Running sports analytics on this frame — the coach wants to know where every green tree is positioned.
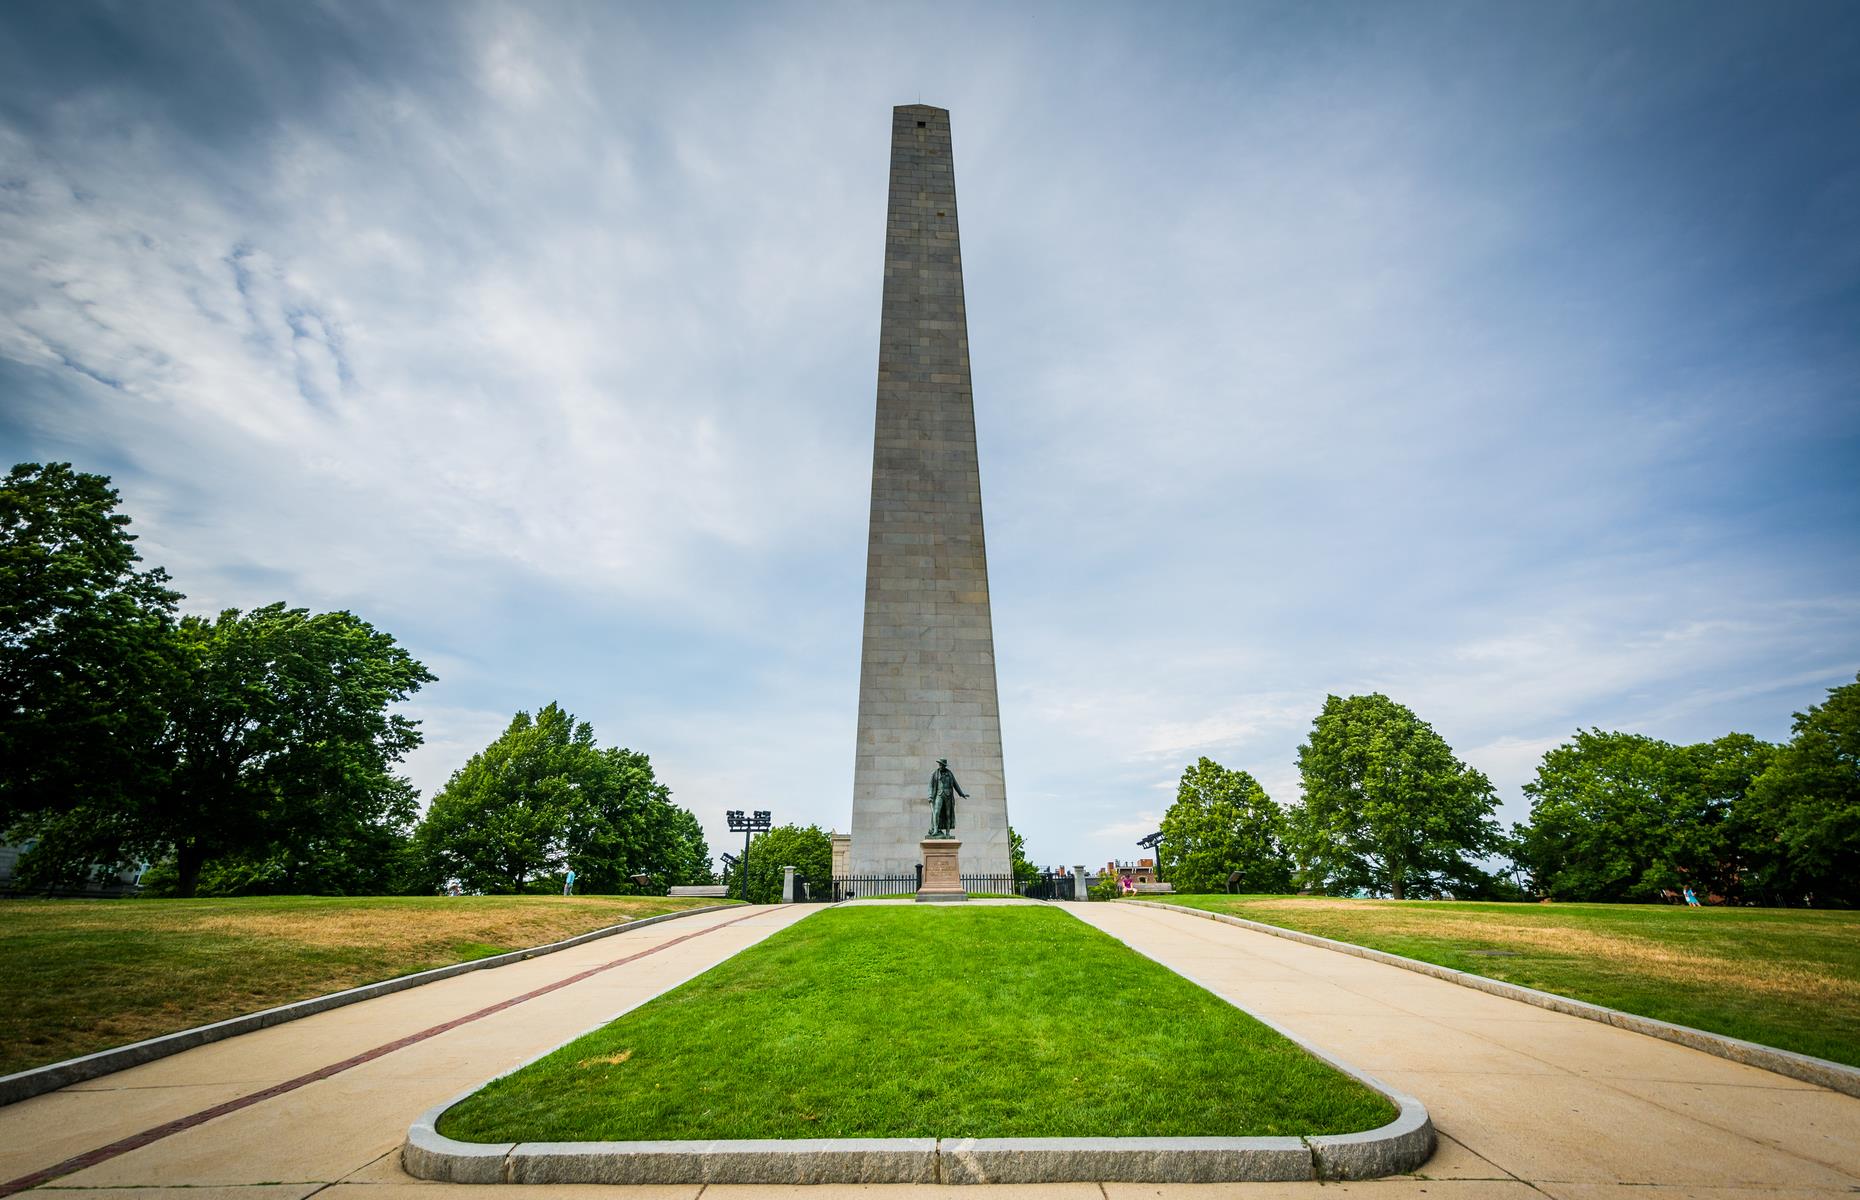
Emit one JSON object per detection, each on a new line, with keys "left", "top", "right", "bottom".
{"left": 1516, "top": 731, "right": 1696, "bottom": 901}
{"left": 1008, "top": 825, "right": 1039, "bottom": 887}
{"left": 565, "top": 753, "right": 711, "bottom": 895}
{"left": 1, "top": 463, "right": 435, "bottom": 896}
{"left": 1, "top": 463, "right": 180, "bottom": 885}
{"left": 651, "top": 806, "right": 716, "bottom": 891}
{"left": 154, "top": 605, "right": 432, "bottom": 896}
{"left": 1682, "top": 732, "right": 1775, "bottom": 902}
{"left": 137, "top": 782, "right": 419, "bottom": 897}
{"left": 415, "top": 705, "right": 584, "bottom": 892}
{"left": 1513, "top": 730, "right": 1776, "bottom": 903}
{"left": 1159, "top": 757, "right": 1293, "bottom": 893}
{"left": 739, "top": 823, "right": 832, "bottom": 903}
{"left": 1290, "top": 693, "right": 1501, "bottom": 899}
{"left": 1741, "top": 674, "right": 1860, "bottom": 907}
{"left": 413, "top": 704, "right": 707, "bottom": 894}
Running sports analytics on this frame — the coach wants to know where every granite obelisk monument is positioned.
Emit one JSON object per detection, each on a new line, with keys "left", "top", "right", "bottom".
{"left": 848, "top": 105, "right": 1011, "bottom": 880}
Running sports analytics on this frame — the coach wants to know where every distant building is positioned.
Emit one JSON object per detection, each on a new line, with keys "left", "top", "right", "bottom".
{"left": 1102, "top": 858, "right": 1157, "bottom": 885}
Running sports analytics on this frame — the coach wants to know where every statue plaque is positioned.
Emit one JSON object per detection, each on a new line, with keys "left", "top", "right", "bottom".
{"left": 916, "top": 837, "right": 965, "bottom": 903}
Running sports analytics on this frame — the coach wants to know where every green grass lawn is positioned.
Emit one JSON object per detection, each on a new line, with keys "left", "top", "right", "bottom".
{"left": 438, "top": 906, "right": 1397, "bottom": 1143}
{"left": 0, "top": 894, "right": 722, "bottom": 1076}
{"left": 1152, "top": 894, "right": 1860, "bottom": 1067}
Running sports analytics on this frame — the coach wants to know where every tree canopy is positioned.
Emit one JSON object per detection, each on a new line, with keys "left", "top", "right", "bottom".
{"left": 1290, "top": 693, "right": 1502, "bottom": 899}
{"left": 1159, "top": 756, "right": 1293, "bottom": 893}
{"left": 1515, "top": 729, "right": 1774, "bottom": 903}
{"left": 2, "top": 464, "right": 434, "bottom": 896}
{"left": 154, "top": 604, "right": 433, "bottom": 896}
{"left": 737, "top": 823, "right": 831, "bottom": 903}
{"left": 0, "top": 463, "right": 180, "bottom": 877}
{"left": 1008, "top": 825, "right": 1039, "bottom": 886}
{"left": 412, "top": 703, "right": 710, "bottom": 894}
{"left": 1740, "top": 674, "right": 1860, "bottom": 907}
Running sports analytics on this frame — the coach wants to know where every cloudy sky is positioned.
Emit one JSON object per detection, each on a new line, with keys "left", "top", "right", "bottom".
{"left": 3, "top": 1, "right": 1857, "bottom": 873}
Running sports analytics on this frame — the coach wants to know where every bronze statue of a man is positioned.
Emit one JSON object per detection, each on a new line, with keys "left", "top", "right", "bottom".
{"left": 927, "top": 757, "right": 967, "bottom": 837}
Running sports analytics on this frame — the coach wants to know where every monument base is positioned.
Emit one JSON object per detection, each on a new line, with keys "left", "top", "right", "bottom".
{"left": 915, "top": 837, "right": 967, "bottom": 903}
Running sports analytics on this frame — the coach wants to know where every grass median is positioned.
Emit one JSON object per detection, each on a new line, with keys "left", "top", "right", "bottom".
{"left": 1151, "top": 894, "right": 1860, "bottom": 1067}
{"left": 0, "top": 893, "right": 724, "bottom": 1076}
{"left": 438, "top": 905, "right": 1396, "bottom": 1142}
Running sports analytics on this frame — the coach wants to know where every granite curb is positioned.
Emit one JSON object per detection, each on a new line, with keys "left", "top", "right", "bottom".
{"left": 401, "top": 903, "right": 1433, "bottom": 1184}
{"left": 1126, "top": 898, "right": 1860, "bottom": 1100}
{"left": 405, "top": 1112, "right": 1432, "bottom": 1185}
{"left": 0, "top": 902, "right": 737, "bottom": 1107}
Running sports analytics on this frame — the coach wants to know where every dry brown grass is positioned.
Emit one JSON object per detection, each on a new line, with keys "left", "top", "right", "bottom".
{"left": 1244, "top": 900, "right": 1857, "bottom": 1006}
{"left": 180, "top": 895, "right": 675, "bottom": 953}
{"left": 1164, "top": 895, "right": 1860, "bottom": 1065}
{"left": 0, "top": 894, "right": 721, "bottom": 1075}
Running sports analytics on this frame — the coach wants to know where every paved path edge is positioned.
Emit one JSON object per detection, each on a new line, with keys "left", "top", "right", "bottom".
{"left": 1127, "top": 898, "right": 1860, "bottom": 1099}
{"left": 0, "top": 902, "right": 738, "bottom": 1108}
{"left": 402, "top": 903, "right": 1433, "bottom": 1185}
{"left": 405, "top": 1111, "right": 1432, "bottom": 1185}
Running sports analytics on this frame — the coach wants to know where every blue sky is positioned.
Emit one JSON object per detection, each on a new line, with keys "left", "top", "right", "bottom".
{"left": 3, "top": 1, "right": 1856, "bottom": 873}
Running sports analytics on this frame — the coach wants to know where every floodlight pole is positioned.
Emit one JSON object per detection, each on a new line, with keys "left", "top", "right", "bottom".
{"left": 1138, "top": 830, "right": 1164, "bottom": 884}
{"left": 726, "top": 809, "right": 773, "bottom": 902}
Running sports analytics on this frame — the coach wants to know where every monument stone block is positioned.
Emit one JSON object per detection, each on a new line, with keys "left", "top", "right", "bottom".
{"left": 848, "top": 104, "right": 1012, "bottom": 880}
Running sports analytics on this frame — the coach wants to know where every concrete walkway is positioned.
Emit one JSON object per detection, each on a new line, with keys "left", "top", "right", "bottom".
{"left": 1070, "top": 901, "right": 1860, "bottom": 1199}
{"left": 1, "top": 904, "right": 814, "bottom": 1198}
{"left": 5, "top": 899, "right": 1856, "bottom": 1199}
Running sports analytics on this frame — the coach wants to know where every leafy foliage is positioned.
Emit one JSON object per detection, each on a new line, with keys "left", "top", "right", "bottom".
{"left": 1159, "top": 757, "right": 1293, "bottom": 893}
{"left": 2, "top": 463, "right": 433, "bottom": 896}
{"left": 1740, "top": 674, "right": 1860, "bottom": 907}
{"left": 1289, "top": 693, "right": 1502, "bottom": 899}
{"left": 1515, "top": 730, "right": 1775, "bottom": 902}
{"left": 412, "top": 704, "right": 710, "bottom": 894}
{"left": 737, "top": 822, "right": 831, "bottom": 903}
{"left": 152, "top": 604, "right": 433, "bottom": 896}
{"left": 0, "top": 463, "right": 181, "bottom": 885}
{"left": 1008, "top": 825, "right": 1040, "bottom": 886}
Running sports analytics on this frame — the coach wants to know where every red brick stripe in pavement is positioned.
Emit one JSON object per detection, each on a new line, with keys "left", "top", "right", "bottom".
{"left": 0, "top": 907, "right": 767, "bottom": 1197}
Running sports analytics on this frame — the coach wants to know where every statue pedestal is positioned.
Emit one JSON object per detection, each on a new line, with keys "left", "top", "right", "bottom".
{"left": 915, "top": 838, "right": 967, "bottom": 903}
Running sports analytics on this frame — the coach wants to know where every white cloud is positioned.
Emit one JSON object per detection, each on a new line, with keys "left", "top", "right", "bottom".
{"left": 3, "top": 1, "right": 1856, "bottom": 873}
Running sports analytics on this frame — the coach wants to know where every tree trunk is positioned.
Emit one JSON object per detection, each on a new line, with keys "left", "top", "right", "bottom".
{"left": 175, "top": 842, "right": 206, "bottom": 898}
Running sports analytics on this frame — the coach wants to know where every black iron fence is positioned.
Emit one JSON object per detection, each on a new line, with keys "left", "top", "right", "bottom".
{"left": 816, "top": 872, "right": 1092, "bottom": 901}
{"left": 790, "top": 872, "right": 839, "bottom": 902}
{"left": 828, "top": 873, "right": 920, "bottom": 899}
{"left": 1021, "top": 870, "right": 1077, "bottom": 901}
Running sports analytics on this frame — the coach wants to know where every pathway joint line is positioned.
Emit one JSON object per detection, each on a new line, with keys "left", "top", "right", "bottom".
{"left": 0, "top": 902, "right": 740, "bottom": 1107}
{"left": 1125, "top": 899, "right": 1860, "bottom": 1099}
{"left": 0, "top": 907, "right": 768, "bottom": 1199}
